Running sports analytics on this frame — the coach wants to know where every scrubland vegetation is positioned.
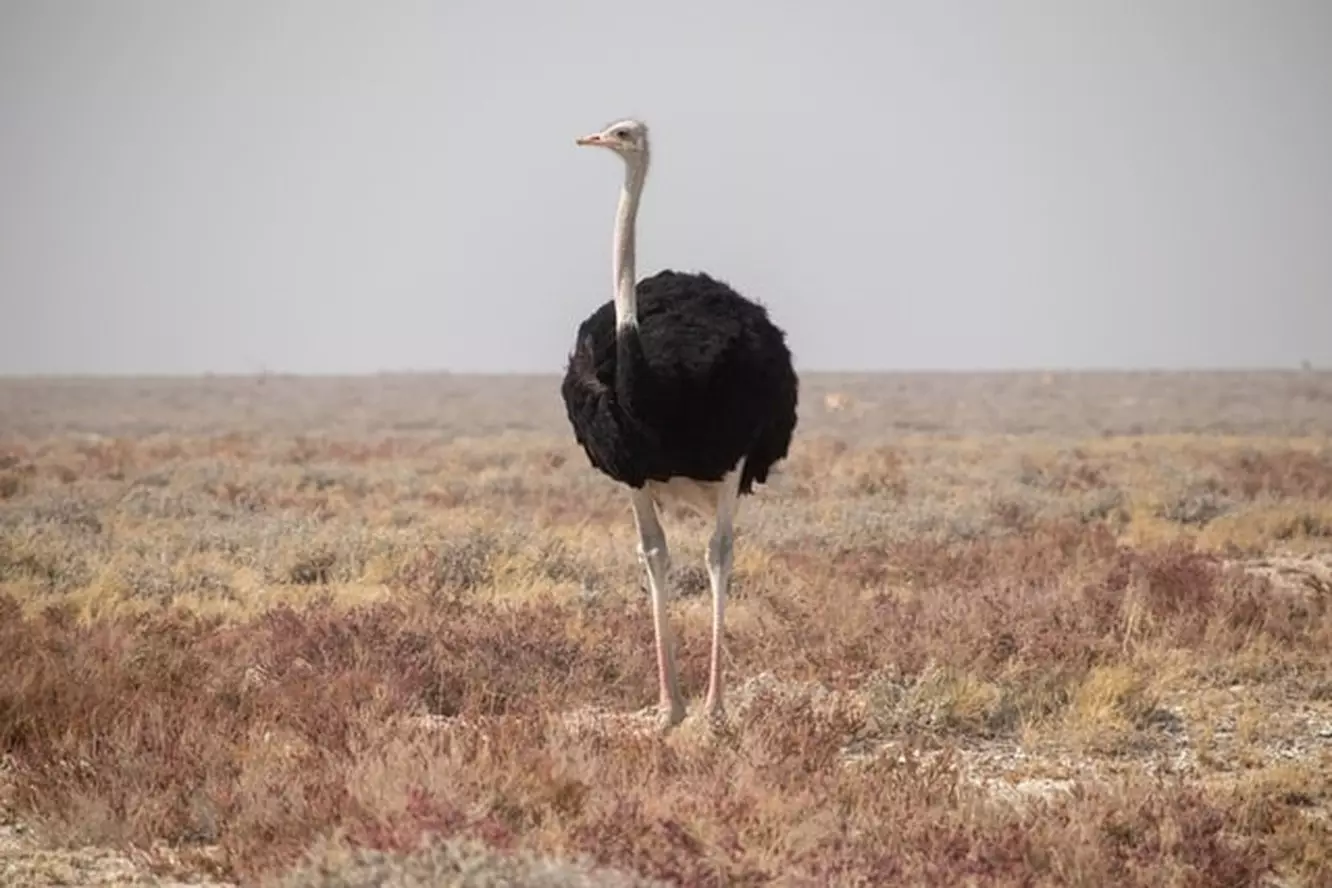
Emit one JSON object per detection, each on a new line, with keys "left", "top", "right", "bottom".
{"left": 2, "top": 370, "right": 1331, "bottom": 886}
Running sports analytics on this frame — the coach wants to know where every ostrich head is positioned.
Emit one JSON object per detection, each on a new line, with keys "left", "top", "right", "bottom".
{"left": 578, "top": 118, "right": 651, "bottom": 328}
{"left": 575, "top": 119, "right": 649, "bottom": 161}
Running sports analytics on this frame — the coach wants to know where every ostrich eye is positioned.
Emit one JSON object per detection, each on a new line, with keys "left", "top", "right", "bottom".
{"left": 614, "top": 129, "right": 631, "bottom": 140}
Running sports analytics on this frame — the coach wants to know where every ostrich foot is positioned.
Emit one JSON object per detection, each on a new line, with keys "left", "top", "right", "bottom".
{"left": 703, "top": 700, "right": 728, "bottom": 734}
{"left": 656, "top": 700, "right": 686, "bottom": 733}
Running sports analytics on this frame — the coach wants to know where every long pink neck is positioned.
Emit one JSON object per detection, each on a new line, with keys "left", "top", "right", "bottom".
{"left": 612, "top": 154, "right": 648, "bottom": 331}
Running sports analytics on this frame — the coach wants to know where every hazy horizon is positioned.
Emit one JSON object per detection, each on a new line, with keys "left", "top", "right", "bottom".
{"left": 3, "top": 1, "right": 1330, "bottom": 377}
{"left": 0, "top": 367, "right": 1326, "bottom": 382}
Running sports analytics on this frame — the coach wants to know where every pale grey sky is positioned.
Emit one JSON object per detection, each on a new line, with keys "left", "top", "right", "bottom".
{"left": 1, "top": 0, "right": 1329, "bottom": 375}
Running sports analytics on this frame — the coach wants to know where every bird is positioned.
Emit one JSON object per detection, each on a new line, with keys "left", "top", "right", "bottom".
{"left": 560, "top": 118, "right": 799, "bottom": 731}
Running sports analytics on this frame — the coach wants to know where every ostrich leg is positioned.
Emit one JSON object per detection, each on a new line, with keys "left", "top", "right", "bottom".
{"left": 629, "top": 488, "right": 685, "bottom": 730}
{"left": 704, "top": 459, "right": 744, "bottom": 723}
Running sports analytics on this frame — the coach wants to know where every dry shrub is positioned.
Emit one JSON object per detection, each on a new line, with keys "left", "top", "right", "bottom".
{"left": 0, "top": 470, "right": 24, "bottom": 500}
{"left": 1016, "top": 451, "right": 1110, "bottom": 493}
{"left": 0, "top": 556, "right": 1304, "bottom": 886}
{"left": 765, "top": 529, "right": 1332, "bottom": 746}
{"left": 779, "top": 518, "right": 1120, "bottom": 595}
{"left": 390, "top": 532, "right": 504, "bottom": 603}
{"left": 1158, "top": 479, "right": 1233, "bottom": 526}
{"left": 865, "top": 662, "right": 1012, "bottom": 737}
{"left": 10, "top": 490, "right": 107, "bottom": 536}
{"left": 840, "top": 444, "right": 909, "bottom": 497}
{"left": 281, "top": 546, "right": 338, "bottom": 585}
{"left": 0, "top": 529, "right": 98, "bottom": 594}
{"left": 1094, "top": 541, "right": 1225, "bottom": 647}
{"left": 1095, "top": 541, "right": 1332, "bottom": 655}
{"left": 763, "top": 520, "right": 1128, "bottom": 686}
{"left": 1221, "top": 764, "right": 1332, "bottom": 885}
{"left": 784, "top": 436, "right": 908, "bottom": 498}
{"left": 1219, "top": 448, "right": 1332, "bottom": 500}
{"left": 73, "top": 436, "right": 140, "bottom": 480}
{"left": 1061, "top": 663, "right": 1163, "bottom": 754}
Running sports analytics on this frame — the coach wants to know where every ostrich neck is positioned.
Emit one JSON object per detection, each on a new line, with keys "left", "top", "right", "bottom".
{"left": 613, "top": 157, "right": 648, "bottom": 330}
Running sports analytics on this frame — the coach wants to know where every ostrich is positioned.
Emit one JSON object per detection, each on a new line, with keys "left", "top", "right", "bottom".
{"left": 560, "top": 118, "right": 799, "bottom": 730}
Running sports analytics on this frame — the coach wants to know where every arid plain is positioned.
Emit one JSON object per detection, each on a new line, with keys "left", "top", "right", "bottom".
{"left": 2, "top": 370, "right": 1332, "bottom": 887}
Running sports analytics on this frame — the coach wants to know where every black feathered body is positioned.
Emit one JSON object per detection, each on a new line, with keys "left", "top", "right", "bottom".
{"left": 561, "top": 269, "right": 798, "bottom": 496}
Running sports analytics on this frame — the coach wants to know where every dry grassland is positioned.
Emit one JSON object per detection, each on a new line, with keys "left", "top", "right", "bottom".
{"left": 2, "top": 370, "right": 1332, "bottom": 886}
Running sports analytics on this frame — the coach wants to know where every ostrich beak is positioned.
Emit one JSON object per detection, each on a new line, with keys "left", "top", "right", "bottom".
{"left": 575, "top": 132, "right": 604, "bottom": 146}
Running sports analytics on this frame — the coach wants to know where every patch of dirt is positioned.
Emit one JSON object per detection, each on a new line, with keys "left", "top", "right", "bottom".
{"left": 0, "top": 825, "right": 233, "bottom": 888}
{"left": 539, "top": 671, "right": 868, "bottom": 747}
{"left": 266, "top": 838, "right": 672, "bottom": 888}
{"left": 1, "top": 756, "right": 228, "bottom": 888}
{"left": 516, "top": 667, "right": 1332, "bottom": 822}
{"left": 1229, "top": 552, "right": 1332, "bottom": 601}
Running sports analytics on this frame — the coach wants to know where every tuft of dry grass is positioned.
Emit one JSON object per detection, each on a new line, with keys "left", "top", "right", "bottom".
{"left": 2, "top": 371, "right": 1332, "bottom": 886}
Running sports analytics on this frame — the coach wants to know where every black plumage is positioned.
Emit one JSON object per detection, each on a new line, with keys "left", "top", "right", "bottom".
{"left": 561, "top": 269, "right": 798, "bottom": 496}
